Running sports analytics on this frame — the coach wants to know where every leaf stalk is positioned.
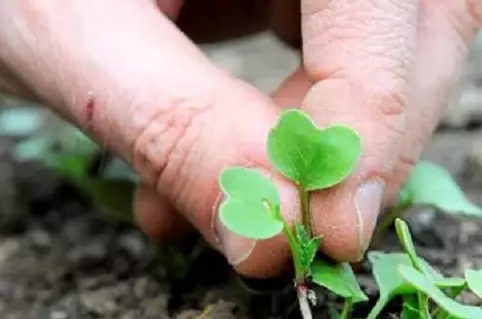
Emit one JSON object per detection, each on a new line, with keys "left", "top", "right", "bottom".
{"left": 300, "top": 188, "right": 312, "bottom": 238}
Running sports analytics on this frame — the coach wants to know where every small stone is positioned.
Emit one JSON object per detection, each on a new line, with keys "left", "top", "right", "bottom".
{"left": 29, "top": 228, "right": 52, "bottom": 248}
{"left": 50, "top": 310, "right": 68, "bottom": 319}
{"left": 175, "top": 309, "right": 201, "bottom": 319}
{"left": 0, "top": 239, "right": 20, "bottom": 266}
{"left": 67, "top": 238, "right": 108, "bottom": 264}
{"left": 141, "top": 295, "right": 169, "bottom": 317}
{"left": 118, "top": 232, "right": 146, "bottom": 259}
{"left": 80, "top": 289, "right": 118, "bottom": 315}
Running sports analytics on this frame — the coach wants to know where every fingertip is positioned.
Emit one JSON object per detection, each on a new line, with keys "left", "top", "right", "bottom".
{"left": 311, "top": 176, "right": 384, "bottom": 262}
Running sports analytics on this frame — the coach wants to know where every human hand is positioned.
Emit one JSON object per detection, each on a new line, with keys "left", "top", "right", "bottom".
{"left": 0, "top": 0, "right": 480, "bottom": 278}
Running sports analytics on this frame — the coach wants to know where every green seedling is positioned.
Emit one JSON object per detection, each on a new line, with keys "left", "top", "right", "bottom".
{"left": 217, "top": 109, "right": 482, "bottom": 319}
{"left": 13, "top": 126, "right": 137, "bottom": 223}
{"left": 219, "top": 109, "right": 364, "bottom": 318}
{"left": 373, "top": 160, "right": 482, "bottom": 244}
{"left": 367, "top": 219, "right": 469, "bottom": 319}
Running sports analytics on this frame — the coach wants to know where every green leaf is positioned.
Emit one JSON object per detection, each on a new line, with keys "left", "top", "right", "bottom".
{"left": 366, "top": 252, "right": 420, "bottom": 319}
{"left": 295, "top": 223, "right": 321, "bottom": 273}
{"left": 401, "top": 295, "right": 420, "bottom": 319}
{"left": 465, "top": 269, "right": 482, "bottom": 298}
{"left": 267, "top": 109, "right": 362, "bottom": 191}
{"left": 399, "top": 160, "right": 482, "bottom": 216}
{"left": 395, "top": 218, "right": 426, "bottom": 274}
{"left": 399, "top": 265, "right": 482, "bottom": 319}
{"left": 218, "top": 167, "right": 283, "bottom": 239}
{"left": 311, "top": 261, "right": 368, "bottom": 303}
{"left": 366, "top": 251, "right": 467, "bottom": 319}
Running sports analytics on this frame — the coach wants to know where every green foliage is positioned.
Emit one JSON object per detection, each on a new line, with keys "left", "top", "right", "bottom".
{"left": 394, "top": 219, "right": 427, "bottom": 274}
{"left": 267, "top": 109, "right": 362, "bottom": 191}
{"left": 218, "top": 166, "right": 283, "bottom": 239}
{"left": 366, "top": 251, "right": 466, "bottom": 319}
{"left": 295, "top": 223, "right": 321, "bottom": 275}
{"left": 399, "top": 265, "right": 482, "bottom": 319}
{"left": 401, "top": 295, "right": 420, "bottom": 319}
{"left": 214, "top": 109, "right": 482, "bottom": 319}
{"left": 465, "top": 269, "right": 482, "bottom": 298}
{"left": 311, "top": 261, "right": 367, "bottom": 303}
{"left": 367, "top": 219, "right": 473, "bottom": 319}
{"left": 11, "top": 124, "right": 136, "bottom": 222}
{"left": 398, "top": 161, "right": 482, "bottom": 216}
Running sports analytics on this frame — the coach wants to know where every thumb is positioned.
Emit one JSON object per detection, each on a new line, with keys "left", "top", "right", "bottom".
{"left": 300, "top": 0, "right": 419, "bottom": 261}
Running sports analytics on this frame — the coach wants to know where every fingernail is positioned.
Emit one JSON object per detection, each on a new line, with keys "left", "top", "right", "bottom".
{"left": 212, "top": 193, "right": 257, "bottom": 266}
{"left": 355, "top": 179, "right": 385, "bottom": 257}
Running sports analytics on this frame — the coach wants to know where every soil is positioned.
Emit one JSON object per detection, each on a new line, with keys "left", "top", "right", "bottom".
{"left": 0, "top": 31, "right": 481, "bottom": 319}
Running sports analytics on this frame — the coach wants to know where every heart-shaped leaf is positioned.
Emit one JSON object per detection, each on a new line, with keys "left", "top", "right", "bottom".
{"left": 267, "top": 109, "right": 362, "bottom": 191}
{"left": 399, "top": 265, "right": 482, "bottom": 319}
{"left": 398, "top": 161, "right": 482, "bottom": 216}
{"left": 311, "top": 261, "right": 368, "bottom": 303}
{"left": 465, "top": 269, "right": 482, "bottom": 298}
{"left": 218, "top": 167, "right": 283, "bottom": 239}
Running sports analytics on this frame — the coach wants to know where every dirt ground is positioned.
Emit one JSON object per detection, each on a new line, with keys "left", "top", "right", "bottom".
{"left": 0, "top": 31, "right": 481, "bottom": 319}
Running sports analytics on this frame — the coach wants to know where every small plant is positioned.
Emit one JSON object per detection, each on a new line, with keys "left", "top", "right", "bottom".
{"left": 218, "top": 109, "right": 366, "bottom": 318}
{"left": 367, "top": 218, "right": 482, "bottom": 319}
{"left": 217, "top": 109, "right": 482, "bottom": 318}
{"left": 372, "top": 160, "right": 482, "bottom": 244}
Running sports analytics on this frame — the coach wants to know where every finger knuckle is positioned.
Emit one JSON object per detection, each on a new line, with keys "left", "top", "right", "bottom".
{"left": 132, "top": 93, "right": 213, "bottom": 193}
{"left": 353, "top": 76, "right": 409, "bottom": 139}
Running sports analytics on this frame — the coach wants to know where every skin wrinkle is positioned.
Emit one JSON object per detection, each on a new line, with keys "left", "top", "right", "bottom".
{"left": 132, "top": 94, "right": 213, "bottom": 188}
{"left": 301, "top": 0, "right": 417, "bottom": 85}
{"left": 169, "top": 120, "right": 206, "bottom": 214}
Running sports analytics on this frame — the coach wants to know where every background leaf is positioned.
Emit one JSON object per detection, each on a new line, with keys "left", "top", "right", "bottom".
{"left": 366, "top": 251, "right": 466, "bottom": 319}
{"left": 395, "top": 219, "right": 426, "bottom": 273}
{"left": 267, "top": 109, "right": 361, "bottom": 191}
{"left": 399, "top": 265, "right": 482, "bottom": 319}
{"left": 219, "top": 167, "right": 283, "bottom": 239}
{"left": 311, "top": 261, "right": 367, "bottom": 303}
{"left": 399, "top": 161, "right": 482, "bottom": 216}
{"left": 465, "top": 269, "right": 482, "bottom": 298}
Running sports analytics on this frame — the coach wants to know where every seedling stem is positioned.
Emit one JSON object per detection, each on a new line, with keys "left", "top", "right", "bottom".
{"left": 300, "top": 188, "right": 312, "bottom": 238}
{"left": 280, "top": 218, "right": 304, "bottom": 284}
{"left": 340, "top": 299, "right": 353, "bottom": 319}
